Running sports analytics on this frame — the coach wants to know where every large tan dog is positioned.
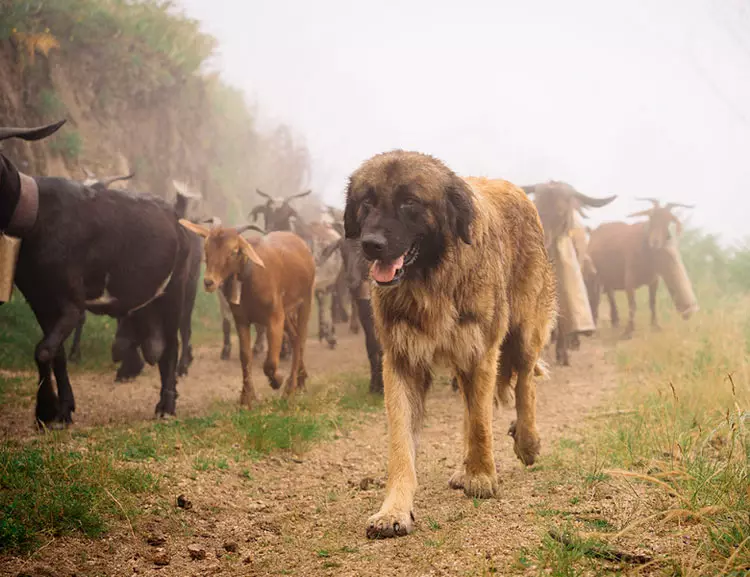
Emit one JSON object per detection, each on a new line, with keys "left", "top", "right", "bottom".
{"left": 344, "top": 150, "right": 556, "bottom": 539}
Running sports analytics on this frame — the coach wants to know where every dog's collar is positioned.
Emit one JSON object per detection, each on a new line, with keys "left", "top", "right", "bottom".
{"left": 5, "top": 172, "right": 39, "bottom": 238}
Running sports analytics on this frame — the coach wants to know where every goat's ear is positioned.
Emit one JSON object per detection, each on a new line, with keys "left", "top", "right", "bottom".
{"left": 343, "top": 179, "right": 361, "bottom": 240}
{"left": 179, "top": 218, "right": 209, "bottom": 238}
{"left": 238, "top": 237, "right": 266, "bottom": 268}
{"left": 627, "top": 209, "right": 653, "bottom": 219}
{"left": 445, "top": 178, "right": 475, "bottom": 245}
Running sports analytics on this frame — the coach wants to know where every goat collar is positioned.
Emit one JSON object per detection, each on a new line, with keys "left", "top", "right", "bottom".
{"left": 4, "top": 173, "right": 39, "bottom": 238}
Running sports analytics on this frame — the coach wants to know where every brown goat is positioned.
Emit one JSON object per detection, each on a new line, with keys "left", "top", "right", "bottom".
{"left": 586, "top": 198, "right": 699, "bottom": 338}
{"left": 179, "top": 221, "right": 315, "bottom": 407}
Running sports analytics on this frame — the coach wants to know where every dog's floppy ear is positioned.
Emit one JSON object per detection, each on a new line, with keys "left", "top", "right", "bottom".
{"left": 343, "top": 178, "right": 361, "bottom": 240}
{"left": 446, "top": 178, "right": 475, "bottom": 245}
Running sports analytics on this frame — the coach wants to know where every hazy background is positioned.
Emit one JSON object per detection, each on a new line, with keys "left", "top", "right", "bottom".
{"left": 180, "top": 0, "right": 750, "bottom": 245}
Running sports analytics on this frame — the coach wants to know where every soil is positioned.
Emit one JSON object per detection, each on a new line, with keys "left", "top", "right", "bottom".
{"left": 0, "top": 330, "right": 621, "bottom": 577}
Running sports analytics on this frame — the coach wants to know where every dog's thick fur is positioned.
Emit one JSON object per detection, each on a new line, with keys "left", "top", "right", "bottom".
{"left": 344, "top": 150, "right": 556, "bottom": 539}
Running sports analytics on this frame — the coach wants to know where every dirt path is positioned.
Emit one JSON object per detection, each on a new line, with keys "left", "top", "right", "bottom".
{"left": 0, "top": 332, "right": 618, "bottom": 576}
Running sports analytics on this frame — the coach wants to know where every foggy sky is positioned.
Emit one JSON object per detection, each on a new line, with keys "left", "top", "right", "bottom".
{"left": 180, "top": 0, "right": 750, "bottom": 245}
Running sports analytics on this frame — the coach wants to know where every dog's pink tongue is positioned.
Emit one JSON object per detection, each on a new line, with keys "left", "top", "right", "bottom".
{"left": 371, "top": 255, "right": 404, "bottom": 283}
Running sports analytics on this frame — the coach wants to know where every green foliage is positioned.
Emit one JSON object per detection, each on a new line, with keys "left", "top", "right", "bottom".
{"left": 0, "top": 441, "right": 150, "bottom": 552}
{"left": 48, "top": 128, "right": 82, "bottom": 161}
{"left": 36, "top": 88, "right": 65, "bottom": 118}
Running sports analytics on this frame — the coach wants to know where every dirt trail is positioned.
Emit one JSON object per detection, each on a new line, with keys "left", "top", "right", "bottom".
{"left": 0, "top": 332, "right": 618, "bottom": 576}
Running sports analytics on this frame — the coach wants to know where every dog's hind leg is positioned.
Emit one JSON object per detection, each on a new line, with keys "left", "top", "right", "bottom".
{"left": 366, "top": 356, "right": 429, "bottom": 539}
{"left": 506, "top": 329, "right": 542, "bottom": 466}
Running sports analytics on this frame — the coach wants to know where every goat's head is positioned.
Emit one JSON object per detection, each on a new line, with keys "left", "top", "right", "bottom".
{"left": 254, "top": 188, "right": 312, "bottom": 232}
{"left": 628, "top": 198, "right": 694, "bottom": 250}
{"left": 0, "top": 119, "right": 66, "bottom": 233}
{"left": 178, "top": 220, "right": 266, "bottom": 292}
{"left": 523, "top": 181, "right": 616, "bottom": 250}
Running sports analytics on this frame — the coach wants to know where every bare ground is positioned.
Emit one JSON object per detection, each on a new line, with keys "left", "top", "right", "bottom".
{"left": 0, "top": 331, "right": 621, "bottom": 576}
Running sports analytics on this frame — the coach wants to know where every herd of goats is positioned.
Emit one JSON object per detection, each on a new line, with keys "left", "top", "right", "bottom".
{"left": 0, "top": 119, "right": 699, "bottom": 430}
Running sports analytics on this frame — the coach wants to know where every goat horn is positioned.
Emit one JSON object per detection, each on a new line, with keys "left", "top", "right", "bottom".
{"left": 99, "top": 172, "right": 135, "bottom": 188}
{"left": 82, "top": 166, "right": 96, "bottom": 179}
{"left": 627, "top": 209, "right": 654, "bottom": 219}
{"left": 200, "top": 216, "right": 222, "bottom": 228}
{"left": 286, "top": 189, "right": 312, "bottom": 202}
{"left": 665, "top": 202, "right": 695, "bottom": 211}
{"left": 635, "top": 197, "right": 661, "bottom": 207}
{"left": 0, "top": 119, "right": 66, "bottom": 142}
{"left": 574, "top": 192, "right": 617, "bottom": 208}
{"left": 255, "top": 188, "right": 271, "bottom": 200}
{"left": 236, "top": 224, "right": 266, "bottom": 235}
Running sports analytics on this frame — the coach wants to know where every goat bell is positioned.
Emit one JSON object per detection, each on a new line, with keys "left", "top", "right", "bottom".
{"left": 0, "top": 234, "right": 21, "bottom": 304}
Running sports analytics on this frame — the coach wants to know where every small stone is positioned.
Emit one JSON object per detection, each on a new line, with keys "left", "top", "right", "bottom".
{"left": 223, "top": 541, "right": 239, "bottom": 553}
{"left": 153, "top": 552, "right": 170, "bottom": 566}
{"left": 243, "top": 555, "right": 252, "bottom": 564}
{"left": 359, "top": 477, "right": 374, "bottom": 490}
{"left": 177, "top": 494, "right": 192, "bottom": 510}
{"left": 188, "top": 544, "right": 206, "bottom": 561}
{"left": 146, "top": 533, "right": 166, "bottom": 547}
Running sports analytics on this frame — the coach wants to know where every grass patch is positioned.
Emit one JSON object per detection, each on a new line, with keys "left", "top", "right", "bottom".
{"left": 0, "top": 375, "right": 380, "bottom": 553}
{"left": 542, "top": 285, "right": 750, "bottom": 575}
{"left": 0, "top": 441, "right": 150, "bottom": 553}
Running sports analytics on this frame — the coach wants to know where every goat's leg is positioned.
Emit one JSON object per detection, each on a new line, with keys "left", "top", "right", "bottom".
{"left": 68, "top": 312, "right": 86, "bottom": 364}
{"left": 622, "top": 288, "right": 636, "bottom": 340}
{"left": 236, "top": 322, "right": 258, "bottom": 409}
{"left": 316, "top": 289, "right": 326, "bottom": 343}
{"left": 349, "top": 289, "right": 360, "bottom": 334}
{"left": 115, "top": 344, "right": 145, "bottom": 382}
{"left": 280, "top": 333, "right": 291, "bottom": 361}
{"left": 155, "top": 293, "right": 182, "bottom": 418}
{"left": 555, "top": 314, "right": 570, "bottom": 366}
{"left": 176, "top": 312, "right": 194, "bottom": 377}
{"left": 221, "top": 317, "right": 232, "bottom": 360}
{"left": 51, "top": 346, "right": 75, "bottom": 425}
{"left": 264, "top": 313, "right": 286, "bottom": 391}
{"left": 253, "top": 324, "right": 266, "bottom": 356}
{"left": 648, "top": 279, "right": 661, "bottom": 331}
{"left": 356, "top": 297, "right": 383, "bottom": 394}
{"left": 606, "top": 288, "right": 619, "bottom": 328}
{"left": 291, "top": 294, "right": 313, "bottom": 394}
{"left": 31, "top": 302, "right": 81, "bottom": 427}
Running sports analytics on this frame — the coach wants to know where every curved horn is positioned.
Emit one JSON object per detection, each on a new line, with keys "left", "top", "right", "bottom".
{"left": 574, "top": 192, "right": 617, "bottom": 208}
{"left": 99, "top": 172, "right": 135, "bottom": 188}
{"left": 255, "top": 188, "right": 271, "bottom": 200}
{"left": 627, "top": 209, "right": 654, "bottom": 219}
{"left": 236, "top": 224, "right": 266, "bottom": 235}
{"left": 82, "top": 166, "right": 96, "bottom": 179}
{"left": 0, "top": 119, "right": 66, "bottom": 142}
{"left": 635, "top": 197, "right": 661, "bottom": 208}
{"left": 201, "top": 216, "right": 222, "bottom": 228}
{"left": 286, "top": 189, "right": 312, "bottom": 202}
{"left": 665, "top": 202, "right": 695, "bottom": 211}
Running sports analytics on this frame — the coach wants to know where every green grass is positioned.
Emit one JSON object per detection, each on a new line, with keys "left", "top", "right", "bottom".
{"left": 0, "top": 441, "right": 156, "bottom": 553}
{"left": 0, "top": 375, "right": 380, "bottom": 553}
{"left": 536, "top": 282, "right": 750, "bottom": 576}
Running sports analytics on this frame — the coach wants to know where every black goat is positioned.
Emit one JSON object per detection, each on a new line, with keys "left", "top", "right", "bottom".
{"left": 69, "top": 175, "right": 203, "bottom": 383}
{"left": 318, "top": 237, "right": 383, "bottom": 394}
{"left": 0, "top": 120, "right": 199, "bottom": 426}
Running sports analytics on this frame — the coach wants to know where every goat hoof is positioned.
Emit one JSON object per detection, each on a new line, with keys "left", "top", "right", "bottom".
{"left": 220, "top": 348, "right": 231, "bottom": 361}
{"left": 450, "top": 377, "right": 459, "bottom": 392}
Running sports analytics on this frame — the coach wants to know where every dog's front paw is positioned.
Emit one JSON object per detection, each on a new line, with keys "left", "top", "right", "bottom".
{"left": 366, "top": 508, "right": 415, "bottom": 539}
{"left": 463, "top": 471, "right": 498, "bottom": 499}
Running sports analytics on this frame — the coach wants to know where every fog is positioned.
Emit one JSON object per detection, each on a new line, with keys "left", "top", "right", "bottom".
{"left": 180, "top": 0, "right": 750, "bottom": 245}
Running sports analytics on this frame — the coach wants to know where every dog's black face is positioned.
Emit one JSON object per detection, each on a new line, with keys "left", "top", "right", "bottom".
{"left": 344, "top": 150, "right": 474, "bottom": 286}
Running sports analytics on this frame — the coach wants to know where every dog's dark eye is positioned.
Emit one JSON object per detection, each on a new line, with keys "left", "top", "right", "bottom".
{"left": 400, "top": 199, "right": 420, "bottom": 217}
